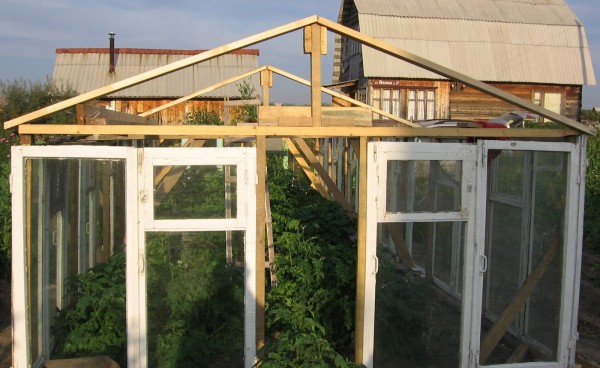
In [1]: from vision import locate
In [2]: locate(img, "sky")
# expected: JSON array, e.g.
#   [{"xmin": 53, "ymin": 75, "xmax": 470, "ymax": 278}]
[{"xmin": 0, "ymin": 0, "xmax": 599, "ymax": 108}]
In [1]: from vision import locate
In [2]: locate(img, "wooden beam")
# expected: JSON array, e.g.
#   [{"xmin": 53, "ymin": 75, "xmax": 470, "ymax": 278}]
[
  {"xmin": 355, "ymin": 136, "xmax": 368, "ymax": 363},
  {"xmin": 260, "ymin": 69, "xmax": 272, "ymax": 107},
  {"xmin": 480, "ymin": 240, "xmax": 561, "ymax": 363},
  {"xmin": 293, "ymin": 138, "xmax": 353, "ymax": 212},
  {"xmin": 17, "ymin": 124, "xmax": 581, "ymax": 139},
  {"xmin": 309, "ymin": 24, "xmax": 323, "ymax": 126},
  {"xmin": 256, "ymin": 135, "xmax": 267, "ymax": 352},
  {"xmin": 285, "ymin": 138, "xmax": 330, "ymax": 198},
  {"xmin": 316, "ymin": 16, "xmax": 595, "ymax": 135},
  {"xmin": 506, "ymin": 343, "xmax": 530, "ymax": 363},
  {"xmin": 4, "ymin": 16, "xmax": 318, "ymax": 129},
  {"xmin": 267, "ymin": 65, "xmax": 418, "ymax": 127},
  {"xmin": 384, "ymin": 223, "xmax": 416, "ymax": 270},
  {"xmin": 223, "ymin": 98, "xmax": 262, "ymax": 107},
  {"xmin": 139, "ymin": 67, "xmax": 266, "ymax": 117}
]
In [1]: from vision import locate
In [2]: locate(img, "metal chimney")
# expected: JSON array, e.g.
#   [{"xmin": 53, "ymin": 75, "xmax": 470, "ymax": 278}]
[{"xmin": 109, "ymin": 32, "xmax": 116, "ymax": 74}]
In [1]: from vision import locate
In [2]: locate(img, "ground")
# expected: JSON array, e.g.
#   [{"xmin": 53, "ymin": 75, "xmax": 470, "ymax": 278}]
[{"xmin": 0, "ymin": 258, "xmax": 598, "ymax": 367}]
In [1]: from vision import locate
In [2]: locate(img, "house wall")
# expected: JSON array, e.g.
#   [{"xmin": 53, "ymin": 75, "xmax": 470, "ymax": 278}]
[
  {"xmin": 94, "ymin": 99, "xmax": 227, "ymax": 125},
  {"xmin": 449, "ymin": 83, "xmax": 582, "ymax": 121}
]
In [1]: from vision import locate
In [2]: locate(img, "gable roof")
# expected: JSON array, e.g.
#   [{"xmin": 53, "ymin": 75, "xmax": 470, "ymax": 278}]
[
  {"xmin": 341, "ymin": 0, "xmax": 596, "ymax": 85},
  {"xmin": 53, "ymin": 48, "xmax": 260, "ymax": 99}
]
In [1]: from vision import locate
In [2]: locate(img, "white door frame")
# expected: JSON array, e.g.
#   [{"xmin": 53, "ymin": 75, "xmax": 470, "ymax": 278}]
[
  {"xmin": 472, "ymin": 139, "xmax": 585, "ymax": 368},
  {"xmin": 363, "ymin": 141, "xmax": 478, "ymax": 368},
  {"xmin": 11, "ymin": 145, "xmax": 257, "ymax": 368},
  {"xmin": 135, "ymin": 147, "xmax": 257, "ymax": 368}
]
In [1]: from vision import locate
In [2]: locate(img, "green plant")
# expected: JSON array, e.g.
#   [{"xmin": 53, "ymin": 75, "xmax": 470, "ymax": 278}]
[
  {"xmin": 182, "ymin": 107, "xmax": 223, "ymax": 125},
  {"xmin": 233, "ymin": 80, "xmax": 258, "ymax": 123},
  {"xmin": 259, "ymin": 157, "xmax": 363, "ymax": 367},
  {"xmin": 52, "ymin": 252, "xmax": 127, "ymax": 366},
  {"xmin": 585, "ymin": 121, "xmax": 600, "ymax": 254}
]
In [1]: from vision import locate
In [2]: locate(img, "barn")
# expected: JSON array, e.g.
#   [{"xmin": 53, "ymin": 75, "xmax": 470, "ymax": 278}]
[{"xmin": 333, "ymin": 0, "xmax": 596, "ymax": 123}]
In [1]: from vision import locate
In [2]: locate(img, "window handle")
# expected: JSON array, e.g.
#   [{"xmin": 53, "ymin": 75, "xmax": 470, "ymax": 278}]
[
  {"xmin": 373, "ymin": 255, "xmax": 379, "ymax": 274},
  {"xmin": 480, "ymin": 254, "xmax": 488, "ymax": 274}
]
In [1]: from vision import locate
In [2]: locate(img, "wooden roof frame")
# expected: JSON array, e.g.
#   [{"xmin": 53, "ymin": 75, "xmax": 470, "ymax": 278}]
[{"xmin": 3, "ymin": 15, "xmax": 594, "ymax": 136}]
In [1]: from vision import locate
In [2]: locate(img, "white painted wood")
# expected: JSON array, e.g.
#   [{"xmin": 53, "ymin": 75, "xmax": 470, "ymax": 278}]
[{"xmin": 363, "ymin": 141, "xmax": 477, "ymax": 367}]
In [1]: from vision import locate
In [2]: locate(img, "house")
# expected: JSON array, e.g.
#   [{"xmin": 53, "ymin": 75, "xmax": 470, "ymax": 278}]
[
  {"xmin": 52, "ymin": 39, "xmax": 260, "ymax": 124},
  {"xmin": 333, "ymin": 0, "xmax": 596, "ymax": 122}
]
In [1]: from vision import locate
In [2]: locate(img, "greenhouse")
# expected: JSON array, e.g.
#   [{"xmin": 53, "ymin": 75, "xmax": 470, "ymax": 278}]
[{"xmin": 5, "ymin": 16, "xmax": 590, "ymax": 368}]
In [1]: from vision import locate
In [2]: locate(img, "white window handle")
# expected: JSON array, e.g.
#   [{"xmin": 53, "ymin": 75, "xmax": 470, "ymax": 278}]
[
  {"xmin": 480, "ymin": 254, "xmax": 488, "ymax": 274},
  {"xmin": 373, "ymin": 255, "xmax": 379, "ymax": 274}
]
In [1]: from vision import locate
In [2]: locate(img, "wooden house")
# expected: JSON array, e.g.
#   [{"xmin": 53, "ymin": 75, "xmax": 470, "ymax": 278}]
[
  {"xmin": 53, "ymin": 44, "xmax": 260, "ymax": 124},
  {"xmin": 333, "ymin": 0, "xmax": 596, "ymax": 122},
  {"xmin": 4, "ymin": 15, "xmax": 596, "ymax": 368}
]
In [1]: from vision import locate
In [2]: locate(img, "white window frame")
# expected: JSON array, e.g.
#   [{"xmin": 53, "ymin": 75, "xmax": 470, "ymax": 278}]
[
  {"xmin": 364, "ymin": 142, "xmax": 478, "ymax": 368},
  {"xmin": 472, "ymin": 139, "xmax": 586, "ymax": 368}
]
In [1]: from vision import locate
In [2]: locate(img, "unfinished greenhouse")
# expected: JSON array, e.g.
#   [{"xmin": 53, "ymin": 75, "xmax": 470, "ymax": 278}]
[{"xmin": 5, "ymin": 14, "xmax": 593, "ymax": 368}]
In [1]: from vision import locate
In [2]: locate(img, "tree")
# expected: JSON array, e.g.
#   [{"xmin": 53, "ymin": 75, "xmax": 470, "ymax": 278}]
[{"xmin": 0, "ymin": 77, "xmax": 77, "ymax": 278}]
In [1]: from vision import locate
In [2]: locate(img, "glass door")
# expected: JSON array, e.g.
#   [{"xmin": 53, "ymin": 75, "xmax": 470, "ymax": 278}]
[
  {"xmin": 363, "ymin": 142, "xmax": 478, "ymax": 368},
  {"xmin": 136, "ymin": 147, "xmax": 257, "ymax": 368},
  {"xmin": 472, "ymin": 140, "xmax": 585, "ymax": 367}
]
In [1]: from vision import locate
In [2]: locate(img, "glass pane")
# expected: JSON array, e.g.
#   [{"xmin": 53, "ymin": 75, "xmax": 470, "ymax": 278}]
[
  {"xmin": 154, "ymin": 165, "xmax": 237, "ymax": 220},
  {"xmin": 146, "ymin": 231, "xmax": 245, "ymax": 368},
  {"xmin": 481, "ymin": 150, "xmax": 566, "ymax": 364},
  {"xmin": 492, "ymin": 150, "xmax": 526, "ymax": 198},
  {"xmin": 25, "ymin": 158, "xmax": 126, "ymax": 366},
  {"xmin": 374, "ymin": 222, "xmax": 464, "ymax": 367},
  {"xmin": 386, "ymin": 160, "xmax": 461, "ymax": 213}
]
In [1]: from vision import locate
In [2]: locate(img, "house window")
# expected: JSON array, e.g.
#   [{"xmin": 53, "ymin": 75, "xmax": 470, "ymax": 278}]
[
  {"xmin": 373, "ymin": 87, "xmax": 435, "ymax": 121},
  {"xmin": 533, "ymin": 91, "xmax": 562, "ymax": 122}
]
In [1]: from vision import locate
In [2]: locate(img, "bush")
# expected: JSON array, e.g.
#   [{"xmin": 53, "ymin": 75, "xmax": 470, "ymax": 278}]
[{"xmin": 585, "ymin": 120, "xmax": 600, "ymax": 254}]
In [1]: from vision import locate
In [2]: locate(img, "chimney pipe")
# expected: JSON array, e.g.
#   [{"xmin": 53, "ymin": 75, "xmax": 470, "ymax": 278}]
[{"xmin": 109, "ymin": 32, "xmax": 116, "ymax": 74}]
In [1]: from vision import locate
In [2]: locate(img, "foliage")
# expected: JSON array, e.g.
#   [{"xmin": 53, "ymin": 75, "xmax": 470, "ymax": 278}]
[
  {"xmin": 0, "ymin": 78, "xmax": 77, "ymax": 125},
  {"xmin": 585, "ymin": 120, "xmax": 600, "ymax": 255},
  {"xmin": 52, "ymin": 252, "xmax": 127, "ymax": 366},
  {"xmin": 258, "ymin": 156, "xmax": 363, "ymax": 367},
  {"xmin": 182, "ymin": 107, "xmax": 223, "ymax": 125},
  {"xmin": 0, "ymin": 78, "xmax": 77, "ymax": 279},
  {"xmin": 233, "ymin": 80, "xmax": 258, "ymax": 123}
]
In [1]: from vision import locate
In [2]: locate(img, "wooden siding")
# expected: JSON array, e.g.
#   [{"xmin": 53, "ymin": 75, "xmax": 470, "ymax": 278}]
[
  {"xmin": 449, "ymin": 83, "xmax": 582, "ymax": 121},
  {"xmin": 94, "ymin": 99, "xmax": 226, "ymax": 125}
]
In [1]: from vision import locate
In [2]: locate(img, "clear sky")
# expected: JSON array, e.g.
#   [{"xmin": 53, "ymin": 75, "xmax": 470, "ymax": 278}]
[{"xmin": 0, "ymin": 0, "xmax": 598, "ymax": 108}]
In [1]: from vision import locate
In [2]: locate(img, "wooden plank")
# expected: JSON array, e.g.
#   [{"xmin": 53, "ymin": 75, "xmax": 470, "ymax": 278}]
[
  {"xmin": 45, "ymin": 356, "xmax": 119, "ymax": 368},
  {"xmin": 261, "ymin": 69, "xmax": 271, "ymax": 107},
  {"xmin": 480, "ymin": 240, "xmax": 561, "ymax": 363},
  {"xmin": 293, "ymin": 138, "xmax": 353, "ymax": 212},
  {"xmin": 285, "ymin": 138, "xmax": 330, "ymax": 198},
  {"xmin": 18, "ymin": 123, "xmax": 581, "ymax": 139},
  {"xmin": 310, "ymin": 24, "xmax": 323, "ymax": 126},
  {"xmin": 140, "ymin": 67, "xmax": 266, "ymax": 117},
  {"xmin": 223, "ymin": 99, "xmax": 261, "ymax": 107},
  {"xmin": 259, "ymin": 106, "xmax": 372, "ymax": 127},
  {"xmin": 83, "ymin": 105, "xmax": 157, "ymax": 125},
  {"xmin": 267, "ymin": 65, "xmax": 418, "ymax": 127},
  {"xmin": 383, "ymin": 223, "xmax": 416, "ymax": 270},
  {"xmin": 506, "ymin": 343, "xmax": 530, "ymax": 363},
  {"xmin": 316, "ymin": 17, "xmax": 594, "ymax": 135},
  {"xmin": 255, "ymin": 135, "xmax": 267, "ymax": 352},
  {"xmin": 355, "ymin": 136, "xmax": 368, "ymax": 363},
  {"xmin": 4, "ymin": 14, "xmax": 319, "ymax": 129}
]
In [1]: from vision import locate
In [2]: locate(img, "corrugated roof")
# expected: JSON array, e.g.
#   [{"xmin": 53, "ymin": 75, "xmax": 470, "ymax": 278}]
[
  {"xmin": 53, "ymin": 48, "xmax": 260, "ymax": 98},
  {"xmin": 344, "ymin": 0, "xmax": 596, "ymax": 85},
  {"xmin": 354, "ymin": 0, "xmax": 580, "ymax": 26}
]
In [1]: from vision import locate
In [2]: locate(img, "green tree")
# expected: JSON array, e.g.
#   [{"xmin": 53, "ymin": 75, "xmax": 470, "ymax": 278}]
[{"xmin": 0, "ymin": 77, "xmax": 77, "ymax": 278}]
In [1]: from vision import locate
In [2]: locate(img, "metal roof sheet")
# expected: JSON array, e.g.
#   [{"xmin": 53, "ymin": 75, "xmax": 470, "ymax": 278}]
[
  {"xmin": 353, "ymin": 0, "xmax": 581, "ymax": 26},
  {"xmin": 53, "ymin": 49, "xmax": 260, "ymax": 98},
  {"xmin": 356, "ymin": 14, "xmax": 596, "ymax": 84}
]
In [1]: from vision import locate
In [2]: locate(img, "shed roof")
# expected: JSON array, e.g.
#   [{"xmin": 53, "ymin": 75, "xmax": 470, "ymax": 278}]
[
  {"xmin": 53, "ymin": 48, "xmax": 260, "ymax": 99},
  {"xmin": 343, "ymin": 0, "xmax": 596, "ymax": 85}
]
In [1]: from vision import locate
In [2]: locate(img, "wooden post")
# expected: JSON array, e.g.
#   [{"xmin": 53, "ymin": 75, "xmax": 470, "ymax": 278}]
[
  {"xmin": 261, "ymin": 69, "xmax": 272, "ymax": 107},
  {"xmin": 304, "ymin": 24, "xmax": 325, "ymax": 126},
  {"xmin": 256, "ymin": 135, "xmax": 267, "ymax": 352},
  {"xmin": 355, "ymin": 136, "xmax": 368, "ymax": 363}
]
